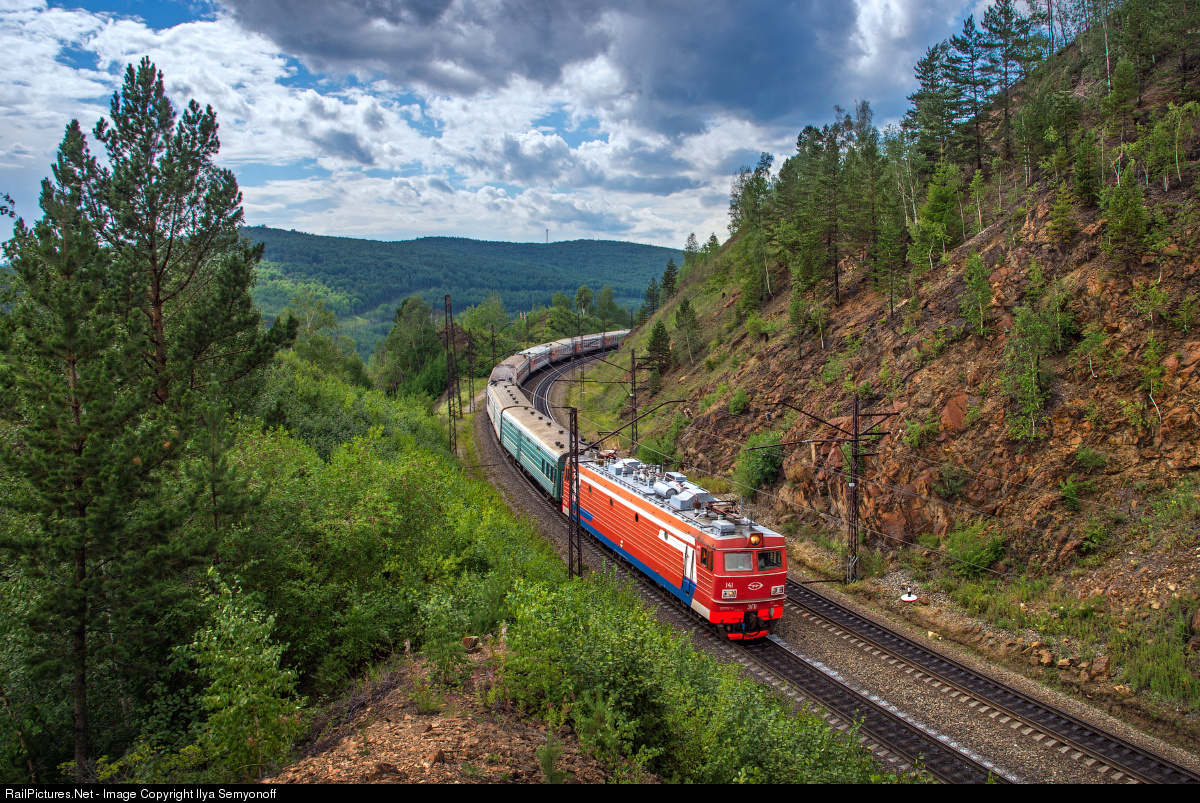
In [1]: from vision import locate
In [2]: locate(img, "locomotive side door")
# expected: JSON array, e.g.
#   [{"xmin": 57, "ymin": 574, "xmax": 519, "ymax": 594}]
[{"xmin": 682, "ymin": 545, "xmax": 697, "ymax": 596}]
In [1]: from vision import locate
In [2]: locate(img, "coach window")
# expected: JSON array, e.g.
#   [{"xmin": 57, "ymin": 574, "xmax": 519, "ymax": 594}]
[
  {"xmin": 724, "ymin": 552, "xmax": 753, "ymax": 572},
  {"xmin": 634, "ymin": 513, "xmax": 639, "ymax": 522},
  {"xmin": 609, "ymin": 497, "xmax": 613, "ymax": 507}
]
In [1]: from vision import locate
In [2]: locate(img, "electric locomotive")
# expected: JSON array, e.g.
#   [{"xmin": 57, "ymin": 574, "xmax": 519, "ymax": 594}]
[
  {"xmin": 485, "ymin": 331, "xmax": 786, "ymax": 641},
  {"xmin": 563, "ymin": 456, "xmax": 786, "ymax": 639}
]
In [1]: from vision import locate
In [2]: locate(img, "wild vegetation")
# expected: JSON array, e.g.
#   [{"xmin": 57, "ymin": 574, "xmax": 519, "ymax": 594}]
[
  {"xmin": 0, "ymin": 61, "xmax": 894, "ymax": 785},
  {"xmin": 577, "ymin": 0, "xmax": 1200, "ymax": 720}
]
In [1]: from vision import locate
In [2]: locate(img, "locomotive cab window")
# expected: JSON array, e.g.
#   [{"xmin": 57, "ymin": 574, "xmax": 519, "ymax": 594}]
[
  {"xmin": 724, "ymin": 552, "xmax": 753, "ymax": 572},
  {"xmin": 700, "ymin": 547, "xmax": 712, "ymax": 570},
  {"xmin": 758, "ymin": 550, "xmax": 783, "ymax": 571}
]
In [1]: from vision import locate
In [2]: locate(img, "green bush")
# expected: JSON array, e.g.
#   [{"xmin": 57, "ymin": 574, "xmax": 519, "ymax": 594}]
[
  {"xmin": 933, "ymin": 465, "xmax": 967, "ymax": 501},
  {"xmin": 728, "ymin": 387, "xmax": 750, "ymax": 416},
  {"xmin": 902, "ymin": 410, "xmax": 940, "ymax": 448},
  {"xmin": 943, "ymin": 523, "xmax": 1004, "ymax": 578},
  {"xmin": 734, "ymin": 432, "xmax": 783, "ymax": 493},
  {"xmin": 1074, "ymin": 446, "xmax": 1108, "ymax": 474},
  {"xmin": 1059, "ymin": 474, "xmax": 1095, "ymax": 512},
  {"xmin": 500, "ymin": 576, "xmax": 894, "ymax": 783}
]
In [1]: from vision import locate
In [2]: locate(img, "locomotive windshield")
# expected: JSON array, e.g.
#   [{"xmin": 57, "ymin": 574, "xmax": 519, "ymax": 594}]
[
  {"xmin": 758, "ymin": 550, "xmax": 783, "ymax": 571},
  {"xmin": 724, "ymin": 552, "xmax": 753, "ymax": 572}
]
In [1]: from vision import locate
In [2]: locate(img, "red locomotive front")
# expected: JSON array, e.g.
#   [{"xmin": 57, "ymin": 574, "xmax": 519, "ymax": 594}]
[{"xmin": 568, "ymin": 456, "xmax": 786, "ymax": 640}]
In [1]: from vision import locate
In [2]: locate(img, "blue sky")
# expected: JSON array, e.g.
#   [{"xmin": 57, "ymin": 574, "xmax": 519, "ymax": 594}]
[{"xmin": 1, "ymin": 0, "xmax": 992, "ymax": 247}]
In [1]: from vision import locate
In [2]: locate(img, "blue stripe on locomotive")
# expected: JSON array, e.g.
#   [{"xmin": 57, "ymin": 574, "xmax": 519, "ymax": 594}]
[{"xmin": 499, "ymin": 414, "xmax": 566, "ymax": 499}]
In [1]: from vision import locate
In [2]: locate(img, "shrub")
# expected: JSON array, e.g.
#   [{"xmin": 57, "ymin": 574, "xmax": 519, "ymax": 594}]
[
  {"xmin": 933, "ymin": 465, "xmax": 967, "ymax": 501},
  {"xmin": 1059, "ymin": 474, "xmax": 1095, "ymax": 512},
  {"xmin": 1074, "ymin": 446, "xmax": 1108, "ymax": 474},
  {"xmin": 943, "ymin": 523, "xmax": 1004, "ymax": 578},
  {"xmin": 902, "ymin": 410, "xmax": 940, "ymax": 448},
  {"xmin": 728, "ymin": 388, "xmax": 750, "ymax": 416},
  {"xmin": 734, "ymin": 432, "xmax": 783, "ymax": 493}
]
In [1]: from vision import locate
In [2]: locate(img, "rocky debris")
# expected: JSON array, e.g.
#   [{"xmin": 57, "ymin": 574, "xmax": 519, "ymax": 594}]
[
  {"xmin": 263, "ymin": 649, "xmax": 612, "ymax": 785},
  {"xmin": 462, "ymin": 636, "xmax": 481, "ymax": 653}
]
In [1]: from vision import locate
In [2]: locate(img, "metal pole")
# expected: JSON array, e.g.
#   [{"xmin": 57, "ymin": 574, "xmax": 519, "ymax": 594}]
[
  {"xmin": 568, "ymin": 407, "xmax": 583, "ymax": 579},
  {"xmin": 847, "ymin": 392, "xmax": 860, "ymax": 584},
  {"xmin": 630, "ymin": 349, "xmax": 638, "ymax": 449}
]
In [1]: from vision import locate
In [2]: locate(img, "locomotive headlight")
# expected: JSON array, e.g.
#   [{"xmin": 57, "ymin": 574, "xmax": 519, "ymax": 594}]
[
  {"xmin": 722, "ymin": 589, "xmax": 737, "ymax": 600},
  {"xmin": 749, "ymin": 533, "xmax": 762, "ymax": 546},
  {"xmin": 771, "ymin": 585, "xmax": 785, "ymax": 596}
]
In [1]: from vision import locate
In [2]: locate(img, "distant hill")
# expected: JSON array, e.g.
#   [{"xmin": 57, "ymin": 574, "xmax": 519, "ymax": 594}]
[{"xmin": 244, "ymin": 226, "xmax": 679, "ymax": 316}]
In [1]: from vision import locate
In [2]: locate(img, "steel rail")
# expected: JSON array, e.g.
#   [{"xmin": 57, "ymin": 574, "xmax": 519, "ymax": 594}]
[
  {"xmin": 481, "ymin": 354, "xmax": 1006, "ymax": 783},
  {"xmin": 738, "ymin": 637, "xmax": 1005, "ymax": 784},
  {"xmin": 785, "ymin": 580, "xmax": 1200, "ymax": 784}
]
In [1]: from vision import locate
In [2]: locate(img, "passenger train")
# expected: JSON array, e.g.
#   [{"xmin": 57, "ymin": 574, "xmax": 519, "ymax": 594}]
[{"xmin": 486, "ymin": 331, "xmax": 787, "ymax": 640}]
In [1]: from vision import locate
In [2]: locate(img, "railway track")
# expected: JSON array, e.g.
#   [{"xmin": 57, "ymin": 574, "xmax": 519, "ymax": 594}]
[
  {"xmin": 503, "ymin": 355, "xmax": 1009, "ymax": 783},
  {"xmin": 785, "ymin": 580, "xmax": 1200, "ymax": 784},
  {"xmin": 497, "ymin": 352, "xmax": 1200, "ymax": 784}
]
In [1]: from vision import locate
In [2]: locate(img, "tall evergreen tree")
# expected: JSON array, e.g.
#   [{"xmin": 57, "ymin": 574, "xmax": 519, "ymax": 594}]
[
  {"xmin": 81, "ymin": 59, "xmax": 294, "ymax": 411},
  {"xmin": 682, "ymin": 233, "xmax": 699, "ymax": 273},
  {"xmin": 904, "ymin": 42, "xmax": 963, "ymax": 161},
  {"xmin": 950, "ymin": 15, "xmax": 992, "ymax": 169},
  {"xmin": 982, "ymin": 0, "xmax": 1035, "ymax": 157},
  {"xmin": 674, "ymin": 296, "xmax": 700, "ymax": 364},
  {"xmin": 661, "ymin": 258, "xmax": 678, "ymax": 299},
  {"xmin": 646, "ymin": 319, "xmax": 672, "ymax": 373},
  {"xmin": 643, "ymin": 276, "xmax": 662, "ymax": 315},
  {"xmin": 1, "ymin": 123, "xmax": 191, "ymax": 780}
]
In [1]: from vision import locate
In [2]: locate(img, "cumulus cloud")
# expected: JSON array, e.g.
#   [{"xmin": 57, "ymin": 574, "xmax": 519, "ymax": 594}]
[{"xmin": 1, "ymin": 0, "xmax": 983, "ymax": 246}]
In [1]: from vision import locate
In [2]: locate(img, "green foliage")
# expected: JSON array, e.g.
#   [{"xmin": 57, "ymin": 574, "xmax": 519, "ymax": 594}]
[
  {"xmin": 1131, "ymin": 279, "xmax": 1169, "ymax": 327},
  {"xmin": 1103, "ymin": 167, "xmax": 1148, "ymax": 262},
  {"xmin": 1070, "ymin": 323, "xmax": 1120, "ymax": 380},
  {"xmin": 1058, "ymin": 475, "xmax": 1095, "ymax": 512},
  {"xmin": 728, "ymin": 388, "xmax": 749, "ymax": 416},
  {"xmin": 943, "ymin": 523, "xmax": 1004, "ymax": 578},
  {"xmin": 1139, "ymin": 335, "xmax": 1168, "ymax": 397},
  {"xmin": 1046, "ymin": 182, "xmax": 1078, "ymax": 246},
  {"xmin": 903, "ymin": 410, "xmax": 940, "ymax": 448},
  {"xmin": 646, "ymin": 320, "xmax": 672, "ymax": 374},
  {"xmin": 183, "ymin": 570, "xmax": 304, "ymax": 781},
  {"xmin": 246, "ymin": 226, "xmax": 678, "ymax": 349},
  {"xmin": 878, "ymin": 358, "xmax": 904, "ymax": 398},
  {"xmin": 674, "ymin": 297, "xmax": 701, "ymax": 364},
  {"xmin": 933, "ymin": 465, "xmax": 968, "ymax": 501},
  {"xmin": 500, "ymin": 577, "xmax": 891, "ymax": 783},
  {"xmin": 1074, "ymin": 446, "xmax": 1108, "ymax": 474},
  {"xmin": 1172, "ymin": 293, "xmax": 1200, "ymax": 334},
  {"xmin": 960, "ymin": 252, "xmax": 992, "ymax": 335},
  {"xmin": 908, "ymin": 161, "xmax": 962, "ymax": 271},
  {"xmin": 734, "ymin": 432, "xmax": 783, "ymax": 493}
]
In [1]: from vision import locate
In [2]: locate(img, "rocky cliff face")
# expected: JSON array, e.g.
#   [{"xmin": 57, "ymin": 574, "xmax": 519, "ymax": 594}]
[{"xmin": 675, "ymin": 180, "xmax": 1200, "ymax": 577}]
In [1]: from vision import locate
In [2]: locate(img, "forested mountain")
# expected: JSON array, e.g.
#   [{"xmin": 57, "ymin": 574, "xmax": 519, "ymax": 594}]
[{"xmin": 245, "ymin": 226, "xmax": 679, "ymax": 319}]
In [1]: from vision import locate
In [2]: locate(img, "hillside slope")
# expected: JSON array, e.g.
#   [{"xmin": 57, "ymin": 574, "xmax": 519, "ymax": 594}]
[{"xmin": 570, "ymin": 48, "xmax": 1200, "ymax": 744}]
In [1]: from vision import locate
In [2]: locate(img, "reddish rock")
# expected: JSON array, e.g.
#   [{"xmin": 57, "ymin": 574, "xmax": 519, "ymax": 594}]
[
  {"xmin": 1039, "ymin": 650, "xmax": 1054, "ymax": 667},
  {"xmin": 1090, "ymin": 655, "xmax": 1110, "ymax": 680},
  {"xmin": 941, "ymin": 393, "xmax": 970, "ymax": 432},
  {"xmin": 1191, "ymin": 607, "xmax": 1200, "ymax": 635},
  {"xmin": 1182, "ymin": 341, "xmax": 1200, "ymax": 369}
]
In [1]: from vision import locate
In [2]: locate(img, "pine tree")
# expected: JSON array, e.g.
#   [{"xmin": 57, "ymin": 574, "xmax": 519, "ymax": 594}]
[
  {"xmin": 661, "ymin": 258, "xmax": 678, "ymax": 299},
  {"xmin": 1073, "ymin": 130, "xmax": 1101, "ymax": 207},
  {"xmin": 950, "ymin": 15, "xmax": 992, "ymax": 169},
  {"xmin": 904, "ymin": 42, "xmax": 963, "ymax": 162},
  {"xmin": 643, "ymin": 276, "xmax": 661, "ymax": 315},
  {"xmin": 960, "ymin": 252, "xmax": 993, "ymax": 334},
  {"xmin": 647, "ymin": 320, "xmax": 672, "ymax": 373},
  {"xmin": 982, "ymin": 0, "xmax": 1034, "ymax": 156},
  {"xmin": 674, "ymin": 296, "xmax": 700, "ymax": 364},
  {"xmin": 1104, "ymin": 165, "xmax": 1148, "ymax": 263},
  {"xmin": 1104, "ymin": 57, "xmax": 1138, "ymax": 142},
  {"xmin": 82, "ymin": 58, "xmax": 295, "ymax": 410},
  {"xmin": 682, "ymin": 233, "xmax": 699, "ymax": 274},
  {"xmin": 1, "ymin": 123, "xmax": 192, "ymax": 780},
  {"xmin": 1046, "ymin": 181, "xmax": 1078, "ymax": 247}
]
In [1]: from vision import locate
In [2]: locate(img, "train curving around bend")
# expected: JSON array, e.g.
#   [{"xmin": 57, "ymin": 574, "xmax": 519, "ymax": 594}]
[{"xmin": 486, "ymin": 331, "xmax": 787, "ymax": 640}]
